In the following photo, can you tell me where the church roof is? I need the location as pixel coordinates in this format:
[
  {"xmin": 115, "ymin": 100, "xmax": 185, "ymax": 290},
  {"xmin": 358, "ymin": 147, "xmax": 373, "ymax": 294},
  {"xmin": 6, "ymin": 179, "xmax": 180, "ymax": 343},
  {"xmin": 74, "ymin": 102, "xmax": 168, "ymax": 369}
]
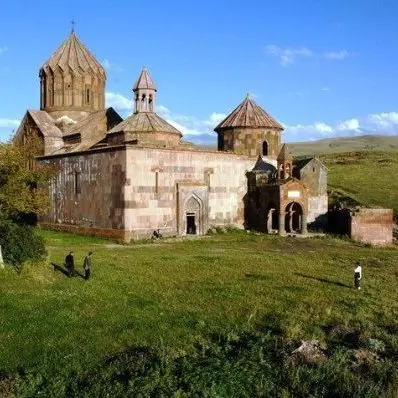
[
  {"xmin": 108, "ymin": 112, "xmax": 182, "ymax": 136},
  {"xmin": 277, "ymin": 143, "xmax": 293, "ymax": 161},
  {"xmin": 133, "ymin": 68, "xmax": 156, "ymax": 91},
  {"xmin": 41, "ymin": 32, "xmax": 105, "ymax": 77},
  {"xmin": 22, "ymin": 110, "xmax": 63, "ymax": 138},
  {"xmin": 251, "ymin": 155, "xmax": 277, "ymax": 174},
  {"xmin": 215, "ymin": 94, "xmax": 283, "ymax": 131},
  {"xmin": 64, "ymin": 108, "xmax": 122, "ymax": 137}
]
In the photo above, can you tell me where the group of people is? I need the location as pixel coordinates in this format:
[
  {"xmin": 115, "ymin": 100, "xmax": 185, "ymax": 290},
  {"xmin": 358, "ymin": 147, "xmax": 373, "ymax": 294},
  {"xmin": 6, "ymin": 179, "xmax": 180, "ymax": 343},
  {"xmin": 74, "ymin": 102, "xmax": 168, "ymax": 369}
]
[{"xmin": 65, "ymin": 251, "xmax": 92, "ymax": 280}]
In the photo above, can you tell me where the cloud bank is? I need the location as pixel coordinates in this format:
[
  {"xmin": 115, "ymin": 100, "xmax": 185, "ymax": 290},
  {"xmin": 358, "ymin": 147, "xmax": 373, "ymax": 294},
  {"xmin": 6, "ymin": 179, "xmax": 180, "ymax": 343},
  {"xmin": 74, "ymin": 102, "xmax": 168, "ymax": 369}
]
[{"xmin": 264, "ymin": 44, "xmax": 352, "ymax": 66}]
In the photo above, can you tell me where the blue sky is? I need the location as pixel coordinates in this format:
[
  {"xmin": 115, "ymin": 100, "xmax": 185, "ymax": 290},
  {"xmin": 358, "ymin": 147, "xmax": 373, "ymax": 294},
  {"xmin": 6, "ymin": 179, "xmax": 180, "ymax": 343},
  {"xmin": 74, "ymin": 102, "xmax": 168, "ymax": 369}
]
[{"xmin": 1, "ymin": 0, "xmax": 397, "ymax": 144}]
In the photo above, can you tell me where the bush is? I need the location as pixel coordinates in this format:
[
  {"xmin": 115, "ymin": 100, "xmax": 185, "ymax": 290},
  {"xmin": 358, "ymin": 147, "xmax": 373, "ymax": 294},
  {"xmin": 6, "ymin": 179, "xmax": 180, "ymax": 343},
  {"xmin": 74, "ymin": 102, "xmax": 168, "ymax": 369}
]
[{"xmin": 0, "ymin": 219, "xmax": 46, "ymax": 266}]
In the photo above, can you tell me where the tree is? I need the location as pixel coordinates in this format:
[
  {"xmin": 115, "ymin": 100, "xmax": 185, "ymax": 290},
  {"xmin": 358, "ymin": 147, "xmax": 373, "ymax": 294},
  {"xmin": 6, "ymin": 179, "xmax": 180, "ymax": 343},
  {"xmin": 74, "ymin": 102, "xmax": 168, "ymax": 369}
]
[{"xmin": 0, "ymin": 140, "xmax": 56, "ymax": 222}]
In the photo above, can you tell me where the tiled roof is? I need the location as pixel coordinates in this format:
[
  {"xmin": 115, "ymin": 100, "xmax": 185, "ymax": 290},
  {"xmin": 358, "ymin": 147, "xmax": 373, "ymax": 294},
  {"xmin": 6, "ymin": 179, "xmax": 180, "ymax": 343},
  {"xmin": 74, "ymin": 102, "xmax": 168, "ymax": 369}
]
[
  {"xmin": 64, "ymin": 108, "xmax": 122, "ymax": 137},
  {"xmin": 27, "ymin": 110, "xmax": 63, "ymax": 137},
  {"xmin": 252, "ymin": 155, "xmax": 277, "ymax": 173},
  {"xmin": 108, "ymin": 112, "xmax": 182, "ymax": 136},
  {"xmin": 215, "ymin": 94, "xmax": 283, "ymax": 131},
  {"xmin": 41, "ymin": 32, "xmax": 105, "ymax": 77},
  {"xmin": 133, "ymin": 68, "xmax": 156, "ymax": 91}
]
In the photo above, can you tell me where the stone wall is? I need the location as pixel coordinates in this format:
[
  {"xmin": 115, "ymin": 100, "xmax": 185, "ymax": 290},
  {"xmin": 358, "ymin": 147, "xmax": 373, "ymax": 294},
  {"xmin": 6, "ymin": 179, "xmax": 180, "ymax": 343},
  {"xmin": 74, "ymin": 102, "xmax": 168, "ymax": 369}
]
[
  {"xmin": 350, "ymin": 208, "xmax": 393, "ymax": 245},
  {"xmin": 39, "ymin": 146, "xmax": 255, "ymax": 241},
  {"xmin": 123, "ymin": 146, "xmax": 254, "ymax": 240},
  {"xmin": 39, "ymin": 147, "xmax": 126, "ymax": 232}
]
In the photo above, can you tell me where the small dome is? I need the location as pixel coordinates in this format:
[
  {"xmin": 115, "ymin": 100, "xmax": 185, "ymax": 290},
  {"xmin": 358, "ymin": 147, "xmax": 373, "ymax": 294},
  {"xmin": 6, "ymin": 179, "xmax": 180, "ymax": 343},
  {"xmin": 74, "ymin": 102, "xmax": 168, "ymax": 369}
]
[
  {"xmin": 215, "ymin": 94, "xmax": 283, "ymax": 131},
  {"xmin": 108, "ymin": 112, "xmax": 182, "ymax": 136}
]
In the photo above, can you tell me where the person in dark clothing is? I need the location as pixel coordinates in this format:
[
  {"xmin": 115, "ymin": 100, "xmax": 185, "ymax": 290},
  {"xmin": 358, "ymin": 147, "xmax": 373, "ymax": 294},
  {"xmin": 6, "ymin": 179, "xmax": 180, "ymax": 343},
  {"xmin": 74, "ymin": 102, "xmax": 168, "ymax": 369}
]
[
  {"xmin": 65, "ymin": 251, "xmax": 75, "ymax": 277},
  {"xmin": 354, "ymin": 261, "xmax": 362, "ymax": 290},
  {"xmin": 84, "ymin": 252, "xmax": 93, "ymax": 280}
]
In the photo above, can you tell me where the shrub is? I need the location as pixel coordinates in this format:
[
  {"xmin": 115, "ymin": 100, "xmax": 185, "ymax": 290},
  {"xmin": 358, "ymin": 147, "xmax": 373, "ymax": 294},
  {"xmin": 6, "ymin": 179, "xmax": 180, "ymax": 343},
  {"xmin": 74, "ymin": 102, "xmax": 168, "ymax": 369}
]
[{"xmin": 0, "ymin": 219, "xmax": 46, "ymax": 266}]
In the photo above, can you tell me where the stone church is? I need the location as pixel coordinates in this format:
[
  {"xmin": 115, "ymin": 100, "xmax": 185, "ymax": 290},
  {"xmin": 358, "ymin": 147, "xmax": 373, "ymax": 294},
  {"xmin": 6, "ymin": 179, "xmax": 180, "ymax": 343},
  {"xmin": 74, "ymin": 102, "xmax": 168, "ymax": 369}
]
[{"xmin": 14, "ymin": 31, "xmax": 328, "ymax": 241}]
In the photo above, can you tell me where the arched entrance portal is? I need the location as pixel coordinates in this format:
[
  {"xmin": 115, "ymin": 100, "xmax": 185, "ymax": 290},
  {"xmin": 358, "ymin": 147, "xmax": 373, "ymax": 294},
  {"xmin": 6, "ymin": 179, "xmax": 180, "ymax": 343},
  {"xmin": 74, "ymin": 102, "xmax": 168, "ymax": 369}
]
[
  {"xmin": 266, "ymin": 204, "xmax": 279, "ymax": 232},
  {"xmin": 285, "ymin": 202, "xmax": 303, "ymax": 233},
  {"xmin": 185, "ymin": 196, "xmax": 201, "ymax": 235}
]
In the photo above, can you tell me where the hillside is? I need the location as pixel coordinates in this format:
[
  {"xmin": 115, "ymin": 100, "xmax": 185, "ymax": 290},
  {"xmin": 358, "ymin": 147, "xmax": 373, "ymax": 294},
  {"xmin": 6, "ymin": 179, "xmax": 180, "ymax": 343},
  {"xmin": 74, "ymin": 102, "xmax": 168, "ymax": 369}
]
[
  {"xmin": 319, "ymin": 151, "xmax": 398, "ymax": 218},
  {"xmin": 289, "ymin": 135, "xmax": 398, "ymax": 156}
]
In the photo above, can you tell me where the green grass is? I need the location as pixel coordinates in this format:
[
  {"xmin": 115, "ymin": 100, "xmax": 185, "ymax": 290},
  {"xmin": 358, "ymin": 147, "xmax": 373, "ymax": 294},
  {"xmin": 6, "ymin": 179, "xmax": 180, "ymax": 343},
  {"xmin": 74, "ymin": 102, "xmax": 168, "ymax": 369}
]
[
  {"xmin": 320, "ymin": 151, "xmax": 398, "ymax": 217},
  {"xmin": 1, "ymin": 229, "xmax": 397, "ymax": 380}
]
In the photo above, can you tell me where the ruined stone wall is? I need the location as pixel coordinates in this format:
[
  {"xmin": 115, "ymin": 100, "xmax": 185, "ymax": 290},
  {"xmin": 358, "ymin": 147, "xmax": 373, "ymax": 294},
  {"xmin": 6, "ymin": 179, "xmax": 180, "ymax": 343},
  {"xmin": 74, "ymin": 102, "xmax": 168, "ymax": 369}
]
[
  {"xmin": 123, "ymin": 147, "xmax": 254, "ymax": 240},
  {"xmin": 350, "ymin": 208, "xmax": 393, "ymax": 245},
  {"xmin": 39, "ymin": 148, "xmax": 126, "ymax": 233},
  {"xmin": 300, "ymin": 160, "xmax": 328, "ymax": 225}
]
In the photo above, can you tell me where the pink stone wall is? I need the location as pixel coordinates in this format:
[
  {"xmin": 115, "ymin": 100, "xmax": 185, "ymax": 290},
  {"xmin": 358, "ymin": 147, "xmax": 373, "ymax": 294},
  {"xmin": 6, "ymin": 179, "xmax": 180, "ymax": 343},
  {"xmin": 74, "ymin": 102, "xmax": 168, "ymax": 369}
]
[
  {"xmin": 123, "ymin": 146, "xmax": 254, "ymax": 239},
  {"xmin": 350, "ymin": 208, "xmax": 393, "ymax": 245}
]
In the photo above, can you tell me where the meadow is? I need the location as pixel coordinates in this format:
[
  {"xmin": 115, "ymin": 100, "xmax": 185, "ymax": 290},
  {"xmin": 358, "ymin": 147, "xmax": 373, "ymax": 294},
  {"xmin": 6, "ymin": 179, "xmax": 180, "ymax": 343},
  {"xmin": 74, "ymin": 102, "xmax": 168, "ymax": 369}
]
[
  {"xmin": 1, "ymin": 149, "xmax": 398, "ymax": 396},
  {"xmin": 1, "ymin": 229, "xmax": 398, "ymax": 396},
  {"xmin": 320, "ymin": 151, "xmax": 398, "ymax": 217}
]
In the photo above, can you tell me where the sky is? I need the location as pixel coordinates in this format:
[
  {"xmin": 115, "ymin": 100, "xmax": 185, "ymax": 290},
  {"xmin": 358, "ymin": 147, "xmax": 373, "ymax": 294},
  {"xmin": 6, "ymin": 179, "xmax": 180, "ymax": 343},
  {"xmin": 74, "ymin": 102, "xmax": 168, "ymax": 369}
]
[{"xmin": 0, "ymin": 0, "xmax": 398, "ymax": 144}]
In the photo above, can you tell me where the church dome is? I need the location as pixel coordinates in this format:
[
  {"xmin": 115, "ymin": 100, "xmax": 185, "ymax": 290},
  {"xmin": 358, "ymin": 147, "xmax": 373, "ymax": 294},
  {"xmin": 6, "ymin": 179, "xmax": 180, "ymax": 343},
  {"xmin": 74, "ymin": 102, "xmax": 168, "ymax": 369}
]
[
  {"xmin": 41, "ymin": 31, "xmax": 105, "ymax": 77},
  {"xmin": 107, "ymin": 112, "xmax": 182, "ymax": 148},
  {"xmin": 215, "ymin": 94, "xmax": 283, "ymax": 131},
  {"xmin": 39, "ymin": 31, "xmax": 106, "ymax": 122}
]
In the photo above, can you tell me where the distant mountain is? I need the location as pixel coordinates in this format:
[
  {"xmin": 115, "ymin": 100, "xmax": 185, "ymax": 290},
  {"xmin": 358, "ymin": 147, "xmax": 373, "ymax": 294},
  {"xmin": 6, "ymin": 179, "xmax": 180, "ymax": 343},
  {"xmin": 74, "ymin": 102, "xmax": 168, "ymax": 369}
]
[{"xmin": 288, "ymin": 135, "xmax": 398, "ymax": 156}]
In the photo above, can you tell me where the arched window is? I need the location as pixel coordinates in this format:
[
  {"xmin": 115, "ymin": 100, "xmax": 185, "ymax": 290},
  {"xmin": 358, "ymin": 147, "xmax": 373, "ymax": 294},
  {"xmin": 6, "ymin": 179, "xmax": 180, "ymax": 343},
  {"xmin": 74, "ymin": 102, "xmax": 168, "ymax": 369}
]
[{"xmin": 262, "ymin": 141, "xmax": 269, "ymax": 156}]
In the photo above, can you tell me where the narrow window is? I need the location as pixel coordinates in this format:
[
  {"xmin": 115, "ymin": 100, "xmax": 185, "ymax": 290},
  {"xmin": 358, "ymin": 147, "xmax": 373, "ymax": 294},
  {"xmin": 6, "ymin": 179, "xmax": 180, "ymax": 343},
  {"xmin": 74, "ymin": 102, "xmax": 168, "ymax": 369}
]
[
  {"xmin": 86, "ymin": 89, "xmax": 90, "ymax": 104},
  {"xmin": 262, "ymin": 141, "xmax": 269, "ymax": 156},
  {"xmin": 75, "ymin": 171, "xmax": 81, "ymax": 194}
]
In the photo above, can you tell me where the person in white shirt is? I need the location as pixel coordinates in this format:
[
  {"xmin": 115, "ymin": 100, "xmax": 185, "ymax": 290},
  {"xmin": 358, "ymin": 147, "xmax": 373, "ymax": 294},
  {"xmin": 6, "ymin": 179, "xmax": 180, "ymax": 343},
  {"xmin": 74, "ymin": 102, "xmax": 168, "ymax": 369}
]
[{"xmin": 354, "ymin": 262, "xmax": 362, "ymax": 290}]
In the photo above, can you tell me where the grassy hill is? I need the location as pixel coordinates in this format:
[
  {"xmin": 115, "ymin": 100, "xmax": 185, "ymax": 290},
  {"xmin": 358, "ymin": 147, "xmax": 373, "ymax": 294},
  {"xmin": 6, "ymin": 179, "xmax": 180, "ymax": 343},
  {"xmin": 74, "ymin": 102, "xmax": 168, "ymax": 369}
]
[
  {"xmin": 317, "ymin": 151, "xmax": 398, "ymax": 218},
  {"xmin": 1, "ymin": 230, "xmax": 398, "ymax": 396},
  {"xmin": 289, "ymin": 135, "xmax": 398, "ymax": 156}
]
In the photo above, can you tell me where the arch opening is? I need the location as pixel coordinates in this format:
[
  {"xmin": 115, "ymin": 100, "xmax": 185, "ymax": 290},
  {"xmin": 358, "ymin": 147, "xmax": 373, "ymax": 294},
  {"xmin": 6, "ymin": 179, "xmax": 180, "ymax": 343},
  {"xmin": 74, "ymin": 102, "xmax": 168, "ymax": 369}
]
[{"xmin": 285, "ymin": 202, "xmax": 303, "ymax": 233}]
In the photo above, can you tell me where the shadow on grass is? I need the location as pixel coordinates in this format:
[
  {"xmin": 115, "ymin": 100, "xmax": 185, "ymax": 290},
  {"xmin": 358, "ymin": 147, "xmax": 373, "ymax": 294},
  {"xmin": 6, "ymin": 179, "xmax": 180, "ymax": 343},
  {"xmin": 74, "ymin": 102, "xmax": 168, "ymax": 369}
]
[
  {"xmin": 51, "ymin": 263, "xmax": 85, "ymax": 279},
  {"xmin": 294, "ymin": 272, "xmax": 351, "ymax": 288}
]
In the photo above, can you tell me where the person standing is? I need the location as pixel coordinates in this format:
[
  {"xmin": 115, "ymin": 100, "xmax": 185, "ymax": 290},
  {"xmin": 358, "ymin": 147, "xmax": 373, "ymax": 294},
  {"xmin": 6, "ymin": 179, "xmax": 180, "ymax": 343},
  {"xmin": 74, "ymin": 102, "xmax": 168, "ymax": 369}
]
[
  {"xmin": 354, "ymin": 262, "xmax": 362, "ymax": 290},
  {"xmin": 65, "ymin": 251, "xmax": 75, "ymax": 277},
  {"xmin": 84, "ymin": 252, "xmax": 93, "ymax": 280}
]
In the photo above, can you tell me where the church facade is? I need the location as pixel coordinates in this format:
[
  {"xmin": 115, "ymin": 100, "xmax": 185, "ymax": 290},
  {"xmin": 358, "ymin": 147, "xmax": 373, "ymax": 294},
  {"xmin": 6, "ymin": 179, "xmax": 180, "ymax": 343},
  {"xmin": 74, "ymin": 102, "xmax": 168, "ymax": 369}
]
[{"xmin": 14, "ymin": 31, "xmax": 328, "ymax": 241}]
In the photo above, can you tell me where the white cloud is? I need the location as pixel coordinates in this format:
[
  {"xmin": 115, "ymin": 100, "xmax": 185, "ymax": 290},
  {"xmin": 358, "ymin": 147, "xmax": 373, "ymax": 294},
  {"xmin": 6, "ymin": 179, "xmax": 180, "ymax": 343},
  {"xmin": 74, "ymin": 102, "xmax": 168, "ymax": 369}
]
[
  {"xmin": 285, "ymin": 111, "xmax": 398, "ymax": 141},
  {"xmin": 102, "ymin": 59, "xmax": 123, "ymax": 72},
  {"xmin": 321, "ymin": 87, "xmax": 330, "ymax": 92},
  {"xmin": 367, "ymin": 112, "xmax": 398, "ymax": 129},
  {"xmin": 0, "ymin": 118, "xmax": 20, "ymax": 128},
  {"xmin": 265, "ymin": 44, "xmax": 351, "ymax": 66},
  {"xmin": 0, "ymin": 46, "xmax": 7, "ymax": 56},
  {"xmin": 337, "ymin": 118, "xmax": 360, "ymax": 131},
  {"xmin": 265, "ymin": 45, "xmax": 314, "ymax": 66},
  {"xmin": 323, "ymin": 50, "xmax": 349, "ymax": 60},
  {"xmin": 105, "ymin": 92, "xmax": 133, "ymax": 112}
]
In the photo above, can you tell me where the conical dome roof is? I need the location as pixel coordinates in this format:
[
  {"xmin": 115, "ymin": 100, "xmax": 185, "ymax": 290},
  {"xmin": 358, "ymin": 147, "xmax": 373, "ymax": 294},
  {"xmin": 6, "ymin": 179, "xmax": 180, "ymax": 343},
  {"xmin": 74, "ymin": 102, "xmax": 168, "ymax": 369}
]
[
  {"xmin": 133, "ymin": 68, "xmax": 156, "ymax": 91},
  {"xmin": 215, "ymin": 94, "xmax": 283, "ymax": 131},
  {"xmin": 277, "ymin": 144, "xmax": 293, "ymax": 161},
  {"xmin": 41, "ymin": 32, "xmax": 105, "ymax": 77}
]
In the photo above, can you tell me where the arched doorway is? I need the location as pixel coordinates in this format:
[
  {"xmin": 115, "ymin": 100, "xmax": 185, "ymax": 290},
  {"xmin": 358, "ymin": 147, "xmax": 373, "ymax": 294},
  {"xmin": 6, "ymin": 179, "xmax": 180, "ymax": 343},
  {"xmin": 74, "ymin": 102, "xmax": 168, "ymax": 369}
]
[
  {"xmin": 266, "ymin": 205, "xmax": 279, "ymax": 232},
  {"xmin": 185, "ymin": 196, "xmax": 201, "ymax": 235},
  {"xmin": 285, "ymin": 202, "xmax": 303, "ymax": 233}
]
